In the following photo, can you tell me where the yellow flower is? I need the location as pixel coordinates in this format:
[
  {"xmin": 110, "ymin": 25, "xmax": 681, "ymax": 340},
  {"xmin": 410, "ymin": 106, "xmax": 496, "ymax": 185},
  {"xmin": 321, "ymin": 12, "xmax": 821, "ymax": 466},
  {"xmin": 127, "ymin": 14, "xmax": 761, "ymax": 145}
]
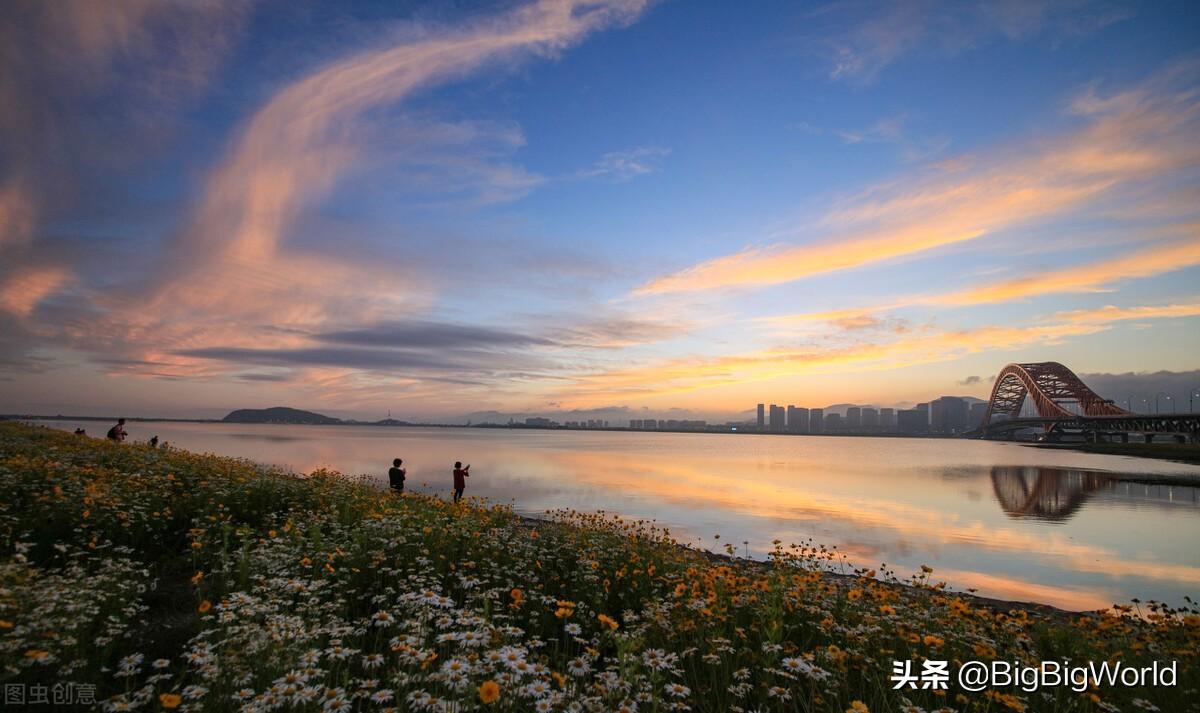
[
  {"xmin": 878, "ymin": 604, "xmax": 897, "ymax": 616},
  {"xmin": 847, "ymin": 701, "xmax": 869, "ymax": 713},
  {"xmin": 198, "ymin": 600, "xmax": 212, "ymax": 613},
  {"xmin": 923, "ymin": 634, "xmax": 944, "ymax": 648},
  {"xmin": 0, "ymin": 620, "xmax": 12, "ymax": 629},
  {"xmin": 510, "ymin": 588, "xmax": 524, "ymax": 606},
  {"xmin": 847, "ymin": 588, "xmax": 863, "ymax": 601},
  {"xmin": 159, "ymin": 693, "xmax": 182, "ymax": 709},
  {"xmin": 478, "ymin": 680, "xmax": 500, "ymax": 704},
  {"xmin": 190, "ymin": 571, "xmax": 204, "ymax": 586},
  {"xmin": 597, "ymin": 613, "xmax": 619, "ymax": 630},
  {"xmin": 985, "ymin": 690, "xmax": 1027, "ymax": 711}
]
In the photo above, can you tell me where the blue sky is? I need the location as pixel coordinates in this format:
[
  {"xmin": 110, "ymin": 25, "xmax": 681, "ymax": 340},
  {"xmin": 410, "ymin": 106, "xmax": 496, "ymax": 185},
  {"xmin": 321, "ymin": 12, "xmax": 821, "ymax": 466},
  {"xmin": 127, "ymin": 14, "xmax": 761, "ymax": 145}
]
[{"xmin": 1, "ymin": 0, "xmax": 1198, "ymax": 420}]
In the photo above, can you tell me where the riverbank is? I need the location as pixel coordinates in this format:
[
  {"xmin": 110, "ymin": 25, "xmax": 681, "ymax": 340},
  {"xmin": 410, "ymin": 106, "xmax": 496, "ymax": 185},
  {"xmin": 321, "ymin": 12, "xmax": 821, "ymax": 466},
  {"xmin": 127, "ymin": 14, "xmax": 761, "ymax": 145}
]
[
  {"xmin": 1, "ymin": 422, "xmax": 1195, "ymax": 712},
  {"xmin": 1029, "ymin": 441, "xmax": 1200, "ymax": 465}
]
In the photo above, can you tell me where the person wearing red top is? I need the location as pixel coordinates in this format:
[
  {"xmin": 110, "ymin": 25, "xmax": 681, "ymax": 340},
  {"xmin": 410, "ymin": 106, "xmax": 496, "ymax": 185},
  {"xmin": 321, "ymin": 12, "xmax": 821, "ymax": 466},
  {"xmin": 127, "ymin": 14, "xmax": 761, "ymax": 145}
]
[{"xmin": 452, "ymin": 461, "xmax": 470, "ymax": 502}]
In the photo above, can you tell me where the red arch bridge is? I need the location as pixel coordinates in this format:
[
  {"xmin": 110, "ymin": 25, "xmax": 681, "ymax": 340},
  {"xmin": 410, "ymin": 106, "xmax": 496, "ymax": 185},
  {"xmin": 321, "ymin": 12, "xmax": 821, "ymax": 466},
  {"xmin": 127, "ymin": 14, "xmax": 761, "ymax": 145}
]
[{"xmin": 970, "ymin": 362, "xmax": 1200, "ymax": 442}]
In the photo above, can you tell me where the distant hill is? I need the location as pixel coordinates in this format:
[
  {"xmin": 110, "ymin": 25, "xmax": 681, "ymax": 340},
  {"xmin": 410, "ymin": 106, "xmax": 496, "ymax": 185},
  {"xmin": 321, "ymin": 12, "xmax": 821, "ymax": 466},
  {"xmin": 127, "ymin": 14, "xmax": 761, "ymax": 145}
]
[{"xmin": 222, "ymin": 407, "xmax": 341, "ymax": 425}]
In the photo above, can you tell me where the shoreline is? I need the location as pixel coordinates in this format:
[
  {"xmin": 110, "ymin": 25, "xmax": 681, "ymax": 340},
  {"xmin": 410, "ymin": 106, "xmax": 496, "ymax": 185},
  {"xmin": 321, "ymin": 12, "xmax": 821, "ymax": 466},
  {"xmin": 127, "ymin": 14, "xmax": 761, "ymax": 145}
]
[
  {"xmin": 511, "ymin": 513, "xmax": 1083, "ymax": 619},
  {"xmin": 1027, "ymin": 440, "xmax": 1200, "ymax": 465},
  {"xmin": 15, "ymin": 414, "xmax": 1200, "ymax": 461}
]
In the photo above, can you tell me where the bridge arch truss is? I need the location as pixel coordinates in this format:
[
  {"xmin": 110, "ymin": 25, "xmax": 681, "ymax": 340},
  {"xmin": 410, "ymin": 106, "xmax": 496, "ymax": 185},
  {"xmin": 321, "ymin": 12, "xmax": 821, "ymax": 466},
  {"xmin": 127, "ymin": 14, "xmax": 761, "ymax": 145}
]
[{"xmin": 980, "ymin": 362, "xmax": 1128, "ymax": 429}]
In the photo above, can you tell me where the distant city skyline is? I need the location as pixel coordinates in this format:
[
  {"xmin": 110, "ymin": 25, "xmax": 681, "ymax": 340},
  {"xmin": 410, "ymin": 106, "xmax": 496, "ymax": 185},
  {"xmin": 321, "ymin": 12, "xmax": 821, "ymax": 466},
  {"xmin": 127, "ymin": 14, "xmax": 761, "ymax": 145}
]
[{"xmin": 2, "ymin": 1, "xmax": 1198, "ymax": 420}]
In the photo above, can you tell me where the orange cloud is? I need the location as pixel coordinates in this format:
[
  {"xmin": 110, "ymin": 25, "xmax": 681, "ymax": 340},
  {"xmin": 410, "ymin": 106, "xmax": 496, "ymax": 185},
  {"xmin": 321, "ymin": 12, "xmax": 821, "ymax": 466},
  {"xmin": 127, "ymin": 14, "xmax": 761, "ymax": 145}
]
[
  {"xmin": 921, "ymin": 235, "xmax": 1200, "ymax": 308},
  {"xmin": 0, "ymin": 181, "xmax": 34, "ymax": 249},
  {"xmin": 764, "ymin": 233, "xmax": 1200, "ymax": 327},
  {"xmin": 634, "ymin": 69, "xmax": 1199, "ymax": 296},
  {"xmin": 557, "ymin": 321, "xmax": 1108, "ymax": 405},
  {"xmin": 1053, "ymin": 302, "xmax": 1200, "ymax": 324},
  {"xmin": 0, "ymin": 266, "xmax": 71, "ymax": 317}
]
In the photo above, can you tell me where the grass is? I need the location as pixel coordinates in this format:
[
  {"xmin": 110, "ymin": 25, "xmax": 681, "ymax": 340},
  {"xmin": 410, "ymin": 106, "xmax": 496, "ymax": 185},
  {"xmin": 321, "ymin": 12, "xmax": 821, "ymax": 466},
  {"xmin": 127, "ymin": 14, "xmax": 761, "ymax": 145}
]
[{"xmin": 0, "ymin": 421, "xmax": 1196, "ymax": 712}]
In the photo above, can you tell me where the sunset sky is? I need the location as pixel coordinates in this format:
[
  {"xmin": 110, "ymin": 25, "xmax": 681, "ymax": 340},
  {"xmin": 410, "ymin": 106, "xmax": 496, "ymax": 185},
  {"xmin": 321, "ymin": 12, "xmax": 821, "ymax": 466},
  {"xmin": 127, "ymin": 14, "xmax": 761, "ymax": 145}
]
[{"xmin": 2, "ymin": 0, "xmax": 1198, "ymax": 421}]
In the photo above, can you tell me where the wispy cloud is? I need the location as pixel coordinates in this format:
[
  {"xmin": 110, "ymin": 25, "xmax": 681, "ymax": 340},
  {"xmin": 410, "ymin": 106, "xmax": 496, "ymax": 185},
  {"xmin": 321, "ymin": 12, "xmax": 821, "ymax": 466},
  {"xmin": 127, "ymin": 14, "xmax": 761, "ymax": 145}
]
[
  {"xmin": 811, "ymin": 0, "xmax": 1133, "ymax": 82},
  {"xmin": 833, "ymin": 114, "xmax": 949, "ymax": 161},
  {"xmin": 0, "ymin": 266, "xmax": 70, "ymax": 318},
  {"xmin": 577, "ymin": 146, "xmax": 670, "ymax": 181},
  {"xmin": 634, "ymin": 65, "xmax": 1199, "ymax": 296},
  {"xmin": 314, "ymin": 321, "xmax": 556, "ymax": 349},
  {"xmin": 763, "ymin": 230, "xmax": 1200, "ymax": 327},
  {"xmin": 358, "ymin": 117, "xmax": 546, "ymax": 208},
  {"xmin": 1051, "ymin": 302, "xmax": 1200, "ymax": 324}
]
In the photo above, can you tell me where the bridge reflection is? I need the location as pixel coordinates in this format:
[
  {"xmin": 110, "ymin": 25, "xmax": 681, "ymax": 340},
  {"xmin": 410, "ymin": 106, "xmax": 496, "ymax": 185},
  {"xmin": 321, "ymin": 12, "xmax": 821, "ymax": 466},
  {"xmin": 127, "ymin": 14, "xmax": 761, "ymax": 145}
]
[{"xmin": 990, "ymin": 466, "xmax": 1200, "ymax": 522}]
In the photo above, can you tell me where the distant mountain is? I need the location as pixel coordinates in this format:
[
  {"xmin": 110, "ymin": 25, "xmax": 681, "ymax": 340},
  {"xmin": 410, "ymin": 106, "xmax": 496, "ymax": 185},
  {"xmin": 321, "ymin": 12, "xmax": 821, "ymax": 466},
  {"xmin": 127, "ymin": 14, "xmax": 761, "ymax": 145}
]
[
  {"xmin": 373, "ymin": 418, "xmax": 414, "ymax": 426},
  {"xmin": 222, "ymin": 407, "xmax": 341, "ymax": 425},
  {"xmin": 821, "ymin": 403, "xmax": 878, "ymax": 416}
]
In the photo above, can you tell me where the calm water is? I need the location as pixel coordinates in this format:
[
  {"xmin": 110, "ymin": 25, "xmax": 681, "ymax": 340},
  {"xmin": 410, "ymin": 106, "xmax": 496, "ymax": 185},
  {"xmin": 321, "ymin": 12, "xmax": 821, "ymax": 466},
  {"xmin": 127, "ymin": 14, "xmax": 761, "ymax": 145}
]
[{"xmin": 38, "ymin": 420, "xmax": 1200, "ymax": 611}]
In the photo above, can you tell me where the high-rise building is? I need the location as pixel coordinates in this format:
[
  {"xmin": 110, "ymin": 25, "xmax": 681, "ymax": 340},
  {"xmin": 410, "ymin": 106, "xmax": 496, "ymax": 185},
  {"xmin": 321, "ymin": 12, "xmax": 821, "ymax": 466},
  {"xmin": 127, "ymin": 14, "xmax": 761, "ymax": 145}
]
[
  {"xmin": 861, "ymin": 407, "xmax": 878, "ymax": 428},
  {"xmin": 930, "ymin": 396, "xmax": 969, "ymax": 434},
  {"xmin": 897, "ymin": 409, "xmax": 924, "ymax": 434},
  {"xmin": 787, "ymin": 405, "xmax": 809, "ymax": 433},
  {"xmin": 757, "ymin": 403, "xmax": 765, "ymax": 431},
  {"xmin": 824, "ymin": 412, "xmax": 842, "ymax": 431},
  {"xmin": 968, "ymin": 401, "xmax": 988, "ymax": 430},
  {"xmin": 629, "ymin": 419, "xmax": 641, "ymax": 429},
  {"xmin": 915, "ymin": 402, "xmax": 930, "ymax": 433},
  {"xmin": 879, "ymin": 407, "xmax": 896, "ymax": 430},
  {"xmin": 845, "ymin": 407, "xmax": 861, "ymax": 430},
  {"xmin": 769, "ymin": 404, "xmax": 786, "ymax": 432},
  {"xmin": 809, "ymin": 408, "xmax": 824, "ymax": 433}
]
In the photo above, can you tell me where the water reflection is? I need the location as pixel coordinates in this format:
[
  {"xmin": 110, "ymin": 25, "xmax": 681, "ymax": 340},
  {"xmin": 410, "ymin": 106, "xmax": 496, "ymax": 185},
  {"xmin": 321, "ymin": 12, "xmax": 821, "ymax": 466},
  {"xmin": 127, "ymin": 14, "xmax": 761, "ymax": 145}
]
[
  {"xmin": 991, "ymin": 467, "xmax": 1115, "ymax": 521},
  {"xmin": 991, "ymin": 466, "xmax": 1200, "ymax": 522}
]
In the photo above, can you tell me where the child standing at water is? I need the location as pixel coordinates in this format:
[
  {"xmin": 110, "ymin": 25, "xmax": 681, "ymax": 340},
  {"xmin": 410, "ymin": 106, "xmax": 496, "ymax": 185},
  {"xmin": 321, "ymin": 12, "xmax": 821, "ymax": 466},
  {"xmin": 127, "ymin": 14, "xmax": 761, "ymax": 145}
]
[{"xmin": 452, "ymin": 462, "xmax": 469, "ymax": 502}]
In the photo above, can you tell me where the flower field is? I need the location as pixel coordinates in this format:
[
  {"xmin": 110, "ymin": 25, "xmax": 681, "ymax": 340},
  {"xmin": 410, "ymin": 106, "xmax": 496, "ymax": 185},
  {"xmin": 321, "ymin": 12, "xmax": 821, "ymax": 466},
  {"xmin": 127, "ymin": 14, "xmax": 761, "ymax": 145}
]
[{"xmin": 0, "ymin": 422, "xmax": 1195, "ymax": 712}]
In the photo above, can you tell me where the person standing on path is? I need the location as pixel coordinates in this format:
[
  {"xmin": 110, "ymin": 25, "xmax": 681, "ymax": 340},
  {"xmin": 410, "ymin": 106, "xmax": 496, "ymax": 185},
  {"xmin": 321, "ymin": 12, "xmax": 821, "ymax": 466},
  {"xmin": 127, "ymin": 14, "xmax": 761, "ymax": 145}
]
[
  {"xmin": 388, "ymin": 458, "xmax": 406, "ymax": 494},
  {"xmin": 452, "ymin": 461, "xmax": 469, "ymax": 503}
]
